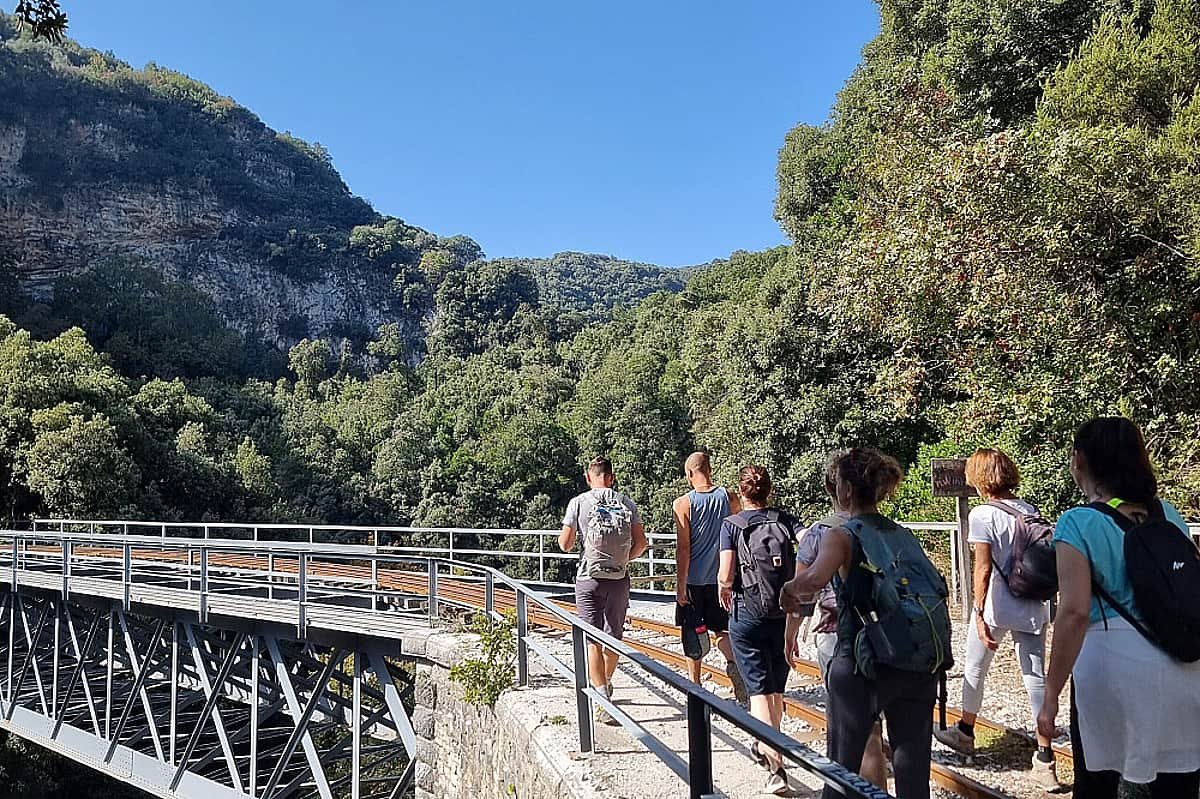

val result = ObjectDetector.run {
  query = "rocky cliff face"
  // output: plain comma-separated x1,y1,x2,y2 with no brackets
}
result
0,31,447,354
0,147,391,352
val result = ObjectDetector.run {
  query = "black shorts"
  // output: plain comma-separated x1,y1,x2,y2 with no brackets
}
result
674,584,729,633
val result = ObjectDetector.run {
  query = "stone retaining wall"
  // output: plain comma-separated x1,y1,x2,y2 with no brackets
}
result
407,628,599,799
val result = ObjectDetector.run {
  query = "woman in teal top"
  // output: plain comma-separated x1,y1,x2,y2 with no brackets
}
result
1038,417,1200,799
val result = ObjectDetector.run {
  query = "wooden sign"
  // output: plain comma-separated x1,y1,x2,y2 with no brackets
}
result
930,458,978,498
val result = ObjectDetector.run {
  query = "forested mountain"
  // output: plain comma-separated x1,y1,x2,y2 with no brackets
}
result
0,15,687,380
490,252,693,314
4,0,1200,550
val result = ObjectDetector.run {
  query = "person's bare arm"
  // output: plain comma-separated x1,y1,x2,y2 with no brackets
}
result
784,612,803,665
629,522,648,561
673,496,691,604
558,525,576,553
973,542,998,650
718,549,736,610
781,528,850,613
1037,542,1092,740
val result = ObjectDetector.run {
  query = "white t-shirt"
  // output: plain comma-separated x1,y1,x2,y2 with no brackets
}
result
967,498,1050,633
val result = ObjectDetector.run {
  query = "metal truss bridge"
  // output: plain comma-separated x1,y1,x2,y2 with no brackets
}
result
0,519,892,799
0,526,429,799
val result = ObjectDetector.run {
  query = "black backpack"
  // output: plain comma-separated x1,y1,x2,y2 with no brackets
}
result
728,509,797,619
1088,500,1200,663
987,500,1058,601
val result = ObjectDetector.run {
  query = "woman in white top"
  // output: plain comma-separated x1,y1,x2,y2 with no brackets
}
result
934,449,1059,790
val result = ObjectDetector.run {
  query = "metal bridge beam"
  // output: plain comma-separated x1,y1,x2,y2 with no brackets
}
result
0,589,417,799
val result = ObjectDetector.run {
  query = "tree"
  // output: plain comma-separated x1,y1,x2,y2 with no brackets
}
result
13,1,67,42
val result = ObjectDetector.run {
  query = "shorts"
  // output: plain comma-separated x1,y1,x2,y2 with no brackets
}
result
674,584,729,633
575,576,631,640
729,611,789,696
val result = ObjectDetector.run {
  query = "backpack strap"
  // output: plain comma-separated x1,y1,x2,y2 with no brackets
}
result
1083,502,1162,646
986,499,1023,519
984,500,1017,581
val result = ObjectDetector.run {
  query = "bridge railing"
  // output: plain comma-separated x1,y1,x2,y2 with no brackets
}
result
28,518,968,591
0,526,887,799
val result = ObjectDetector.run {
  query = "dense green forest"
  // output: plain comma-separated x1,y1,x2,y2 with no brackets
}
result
3,0,1200,793
5,0,1200,543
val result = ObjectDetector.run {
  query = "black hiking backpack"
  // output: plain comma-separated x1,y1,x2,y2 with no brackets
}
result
987,500,1058,601
728,510,797,619
1088,500,1200,663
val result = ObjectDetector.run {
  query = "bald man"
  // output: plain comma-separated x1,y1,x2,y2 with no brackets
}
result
672,452,747,703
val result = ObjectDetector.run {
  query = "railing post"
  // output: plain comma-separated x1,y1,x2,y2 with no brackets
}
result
10,538,17,591
267,552,275,600
371,558,378,613
448,530,454,562
538,533,545,583
61,540,71,600
297,553,308,635
123,543,131,611
199,547,209,621
516,591,529,687
427,559,438,625
648,539,655,586
485,572,494,618
309,527,315,545
572,626,593,753
686,693,714,799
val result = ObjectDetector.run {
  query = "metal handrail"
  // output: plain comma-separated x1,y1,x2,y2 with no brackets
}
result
28,517,973,591
0,527,886,799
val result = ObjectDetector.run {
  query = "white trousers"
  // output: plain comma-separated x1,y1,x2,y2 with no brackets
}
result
960,618,1046,729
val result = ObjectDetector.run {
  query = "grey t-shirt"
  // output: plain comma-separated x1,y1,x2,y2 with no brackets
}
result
562,488,641,579
968,498,1050,633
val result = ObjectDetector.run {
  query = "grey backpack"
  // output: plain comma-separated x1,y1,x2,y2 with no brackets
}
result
839,515,953,679
582,490,633,579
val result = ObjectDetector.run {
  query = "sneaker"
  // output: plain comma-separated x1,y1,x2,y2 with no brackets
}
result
1029,752,1061,791
605,682,613,700
764,768,789,796
933,723,976,756
726,660,749,706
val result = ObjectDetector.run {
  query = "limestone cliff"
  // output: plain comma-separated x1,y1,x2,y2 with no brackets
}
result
0,22,462,353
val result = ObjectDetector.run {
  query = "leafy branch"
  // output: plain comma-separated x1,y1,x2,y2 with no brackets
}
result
449,610,517,708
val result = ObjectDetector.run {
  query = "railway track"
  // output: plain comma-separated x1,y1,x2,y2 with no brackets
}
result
40,544,1051,798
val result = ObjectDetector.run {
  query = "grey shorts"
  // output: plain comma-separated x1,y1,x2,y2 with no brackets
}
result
575,576,631,640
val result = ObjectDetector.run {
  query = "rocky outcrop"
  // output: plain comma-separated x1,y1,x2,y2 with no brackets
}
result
0,121,404,349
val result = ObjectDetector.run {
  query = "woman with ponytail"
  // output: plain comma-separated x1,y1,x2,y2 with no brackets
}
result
1038,417,1200,798
718,465,802,796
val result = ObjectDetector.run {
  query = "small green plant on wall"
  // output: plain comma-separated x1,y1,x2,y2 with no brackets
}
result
449,609,517,707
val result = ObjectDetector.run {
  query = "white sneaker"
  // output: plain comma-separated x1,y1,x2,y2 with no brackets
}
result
933,724,976,756
1030,752,1061,791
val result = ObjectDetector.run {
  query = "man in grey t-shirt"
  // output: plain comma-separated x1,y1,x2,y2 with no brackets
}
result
559,456,647,722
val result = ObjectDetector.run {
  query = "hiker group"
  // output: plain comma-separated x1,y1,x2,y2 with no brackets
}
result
558,417,1200,799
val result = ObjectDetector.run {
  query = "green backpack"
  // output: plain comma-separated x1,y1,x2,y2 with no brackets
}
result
839,515,953,680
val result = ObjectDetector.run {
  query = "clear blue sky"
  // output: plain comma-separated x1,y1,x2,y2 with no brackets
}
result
67,2,879,267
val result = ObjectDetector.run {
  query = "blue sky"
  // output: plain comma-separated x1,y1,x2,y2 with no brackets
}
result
67,2,879,267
